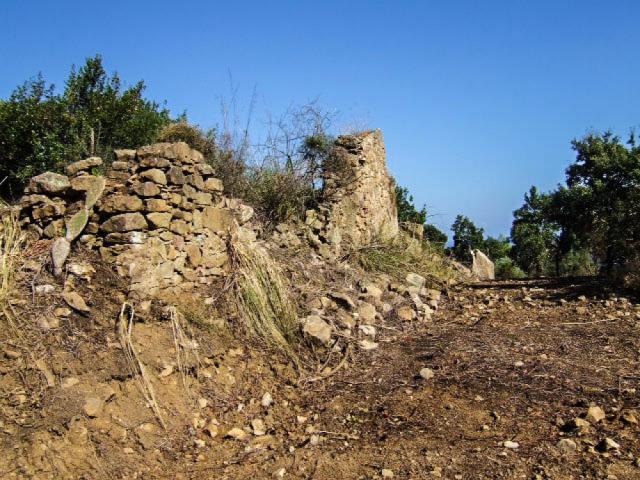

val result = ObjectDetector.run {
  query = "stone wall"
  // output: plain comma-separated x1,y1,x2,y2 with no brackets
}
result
19,142,256,299
307,130,398,252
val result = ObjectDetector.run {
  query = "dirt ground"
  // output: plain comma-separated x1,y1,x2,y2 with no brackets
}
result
2,258,640,479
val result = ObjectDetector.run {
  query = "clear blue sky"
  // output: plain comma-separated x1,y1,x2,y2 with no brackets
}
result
2,1,639,238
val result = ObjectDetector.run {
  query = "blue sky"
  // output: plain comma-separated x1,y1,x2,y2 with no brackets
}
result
2,1,639,237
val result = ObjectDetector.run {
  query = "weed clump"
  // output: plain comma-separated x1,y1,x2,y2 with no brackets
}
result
348,233,457,286
230,240,299,354
0,207,25,311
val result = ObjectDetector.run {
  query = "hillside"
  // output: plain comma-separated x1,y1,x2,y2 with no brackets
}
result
1,131,639,480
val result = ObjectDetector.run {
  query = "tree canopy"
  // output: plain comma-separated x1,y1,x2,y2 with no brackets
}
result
0,55,170,198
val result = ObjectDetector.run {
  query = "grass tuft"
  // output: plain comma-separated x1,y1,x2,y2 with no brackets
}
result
0,207,25,311
346,232,457,286
230,240,299,355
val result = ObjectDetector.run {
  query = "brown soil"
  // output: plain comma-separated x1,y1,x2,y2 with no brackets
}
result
2,250,640,479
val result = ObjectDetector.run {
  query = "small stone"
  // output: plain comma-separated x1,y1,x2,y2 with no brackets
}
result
54,307,72,317
514,361,525,368
566,417,591,434
123,447,135,454
557,438,577,453
381,469,394,478
585,406,606,424
167,166,185,185
329,292,356,310
4,349,21,359
205,420,219,438
146,198,171,212
101,195,144,213
198,398,208,408
225,427,249,441
193,438,206,448
419,368,435,380
358,324,376,337
596,437,620,452
34,284,55,295
621,411,638,425
273,467,286,478
405,272,426,288
51,237,71,276
251,418,266,436
357,302,377,324
503,440,519,449
302,315,332,345
396,305,416,321
359,339,379,350
133,181,161,197
83,397,103,417
61,377,80,388
261,392,273,408
62,291,90,314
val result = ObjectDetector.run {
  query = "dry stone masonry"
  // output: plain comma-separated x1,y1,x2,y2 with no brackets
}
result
274,130,399,256
19,142,256,299
315,129,398,251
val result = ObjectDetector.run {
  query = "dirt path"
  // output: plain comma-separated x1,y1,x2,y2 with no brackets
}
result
214,279,640,479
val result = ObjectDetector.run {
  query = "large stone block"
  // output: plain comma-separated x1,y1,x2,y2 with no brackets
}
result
202,206,235,233
100,213,148,233
29,172,70,194
66,157,103,176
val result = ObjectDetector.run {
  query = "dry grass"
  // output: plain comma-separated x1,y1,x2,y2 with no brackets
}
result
0,207,26,312
346,232,458,287
229,240,299,355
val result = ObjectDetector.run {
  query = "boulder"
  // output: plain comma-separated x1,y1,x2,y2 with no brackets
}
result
101,213,148,233
471,249,495,281
167,166,185,185
29,172,70,194
66,157,103,176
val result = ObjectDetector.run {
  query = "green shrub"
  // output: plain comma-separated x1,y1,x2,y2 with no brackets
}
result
495,257,526,279
558,248,597,277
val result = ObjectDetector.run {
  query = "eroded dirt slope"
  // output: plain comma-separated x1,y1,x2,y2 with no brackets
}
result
3,272,640,479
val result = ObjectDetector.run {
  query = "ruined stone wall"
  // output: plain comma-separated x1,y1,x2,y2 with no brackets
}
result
19,142,256,299
304,129,398,252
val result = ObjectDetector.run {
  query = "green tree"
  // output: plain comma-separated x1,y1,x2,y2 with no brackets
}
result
423,224,448,249
550,132,640,271
510,186,557,276
483,235,511,262
395,185,427,224
450,215,484,263
0,55,170,199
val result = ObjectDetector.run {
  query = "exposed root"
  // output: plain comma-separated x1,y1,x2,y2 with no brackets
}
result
117,303,166,429
168,306,201,398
